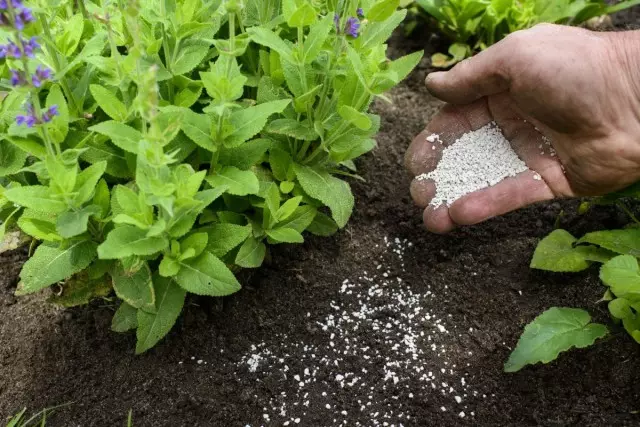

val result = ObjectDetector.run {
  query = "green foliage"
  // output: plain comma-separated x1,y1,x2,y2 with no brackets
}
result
1,0,421,353
513,185,640,371
416,0,640,67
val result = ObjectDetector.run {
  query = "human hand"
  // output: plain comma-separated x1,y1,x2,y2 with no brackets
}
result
406,24,640,233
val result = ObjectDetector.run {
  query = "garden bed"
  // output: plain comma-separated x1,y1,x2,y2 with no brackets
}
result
2,15,640,427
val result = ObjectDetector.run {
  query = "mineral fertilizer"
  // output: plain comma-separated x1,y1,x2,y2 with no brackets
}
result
417,122,529,207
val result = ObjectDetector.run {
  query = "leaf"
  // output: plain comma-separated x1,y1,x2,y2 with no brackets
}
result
112,302,139,333
247,26,293,60
368,0,400,21
278,205,317,233
288,1,316,27
56,205,101,238
218,138,271,170
5,186,67,213
112,261,156,312
600,255,640,301
276,196,303,221
94,179,111,218
46,85,69,144
265,118,318,141
0,141,28,177
98,225,168,259
361,9,406,49
171,43,210,75
180,232,208,259
17,209,60,242
579,229,640,256
226,100,291,146
50,271,112,308
205,223,252,257
136,276,186,354
338,105,372,131
266,227,304,244
303,14,333,63
89,121,142,154
180,110,215,152
17,240,98,295
608,298,634,320
293,164,354,228
235,236,266,268
90,84,128,121
205,166,260,196
504,307,608,373
387,51,424,83
307,211,338,236
75,161,108,205
530,229,590,272
176,251,241,296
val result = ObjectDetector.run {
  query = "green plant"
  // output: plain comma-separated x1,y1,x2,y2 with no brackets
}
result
0,0,422,353
505,185,640,372
5,407,132,427
416,0,640,67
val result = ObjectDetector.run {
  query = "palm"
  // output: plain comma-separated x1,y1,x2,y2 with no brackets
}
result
406,95,570,233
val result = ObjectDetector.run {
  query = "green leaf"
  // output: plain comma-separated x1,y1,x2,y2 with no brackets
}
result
0,141,28,177
180,110,215,152
266,227,304,244
46,85,69,144
93,179,111,218
235,236,266,268
307,211,338,236
609,298,634,320
247,26,293,60
111,261,156,312
338,105,372,131
75,161,107,205
504,307,608,373
89,121,142,154
530,229,590,272
269,147,293,182
90,84,128,121
205,166,260,196
600,255,640,301
278,205,317,233
176,251,241,296
579,229,640,256
56,205,101,238
293,164,354,228
171,43,210,75
205,223,252,257
226,100,291,146
276,196,303,221
387,51,424,83
17,240,98,295
265,118,318,140
17,209,60,242
136,276,186,354
49,271,111,308
361,9,406,49
5,186,67,214
303,14,333,63
288,1,316,27
159,256,181,277
98,225,169,259
112,302,139,333
368,0,400,21
57,14,84,56
218,138,271,170
180,232,208,259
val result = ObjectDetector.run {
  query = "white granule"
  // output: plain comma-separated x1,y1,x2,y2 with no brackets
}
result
417,123,529,207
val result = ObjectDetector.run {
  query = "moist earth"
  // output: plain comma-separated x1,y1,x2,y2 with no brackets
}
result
2,13,640,427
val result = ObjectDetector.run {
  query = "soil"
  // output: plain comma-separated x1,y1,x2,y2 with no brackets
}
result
3,11,640,427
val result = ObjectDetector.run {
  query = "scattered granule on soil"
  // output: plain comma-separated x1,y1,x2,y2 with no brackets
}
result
237,237,483,426
417,123,529,207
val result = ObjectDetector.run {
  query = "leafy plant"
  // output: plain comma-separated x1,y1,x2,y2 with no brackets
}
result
415,0,640,67
5,407,133,427
0,0,422,353
506,184,640,371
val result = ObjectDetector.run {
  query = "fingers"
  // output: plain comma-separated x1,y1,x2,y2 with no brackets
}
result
405,100,493,177
425,40,512,104
423,205,457,234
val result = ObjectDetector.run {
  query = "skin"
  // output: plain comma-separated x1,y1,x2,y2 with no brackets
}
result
405,24,640,233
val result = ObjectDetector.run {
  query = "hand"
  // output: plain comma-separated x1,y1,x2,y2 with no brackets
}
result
405,24,640,233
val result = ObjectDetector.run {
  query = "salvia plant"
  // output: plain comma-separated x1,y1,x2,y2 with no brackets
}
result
416,0,640,67
0,0,422,353
506,186,640,372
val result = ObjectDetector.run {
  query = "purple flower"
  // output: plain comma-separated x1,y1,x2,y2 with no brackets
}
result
16,102,36,127
14,6,34,30
344,17,360,38
334,13,340,33
42,105,58,123
31,65,51,87
23,36,38,58
5,40,21,58
357,8,364,18
0,0,23,10
10,69,24,86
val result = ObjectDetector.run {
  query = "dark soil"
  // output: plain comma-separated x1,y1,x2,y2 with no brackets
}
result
3,12,640,427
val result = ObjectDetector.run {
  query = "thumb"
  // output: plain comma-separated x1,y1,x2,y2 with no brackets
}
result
426,40,512,104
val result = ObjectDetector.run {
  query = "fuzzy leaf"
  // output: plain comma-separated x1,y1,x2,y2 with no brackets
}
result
265,118,318,140
50,271,111,308
218,138,271,170
136,276,186,354
530,229,590,272
112,302,138,333
176,251,241,296
247,26,293,60
266,227,304,244
303,14,333,63
89,121,142,153
504,307,608,372
179,110,216,151
56,205,102,238
368,0,400,21
600,255,640,301
98,225,168,259
226,100,291,146
205,223,252,257
0,141,28,177
307,211,338,236
293,164,354,228
578,229,640,256
112,261,156,312
338,105,372,131
17,240,98,295
171,43,210,75
205,166,259,196
90,84,128,121
5,186,66,213
236,236,266,268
